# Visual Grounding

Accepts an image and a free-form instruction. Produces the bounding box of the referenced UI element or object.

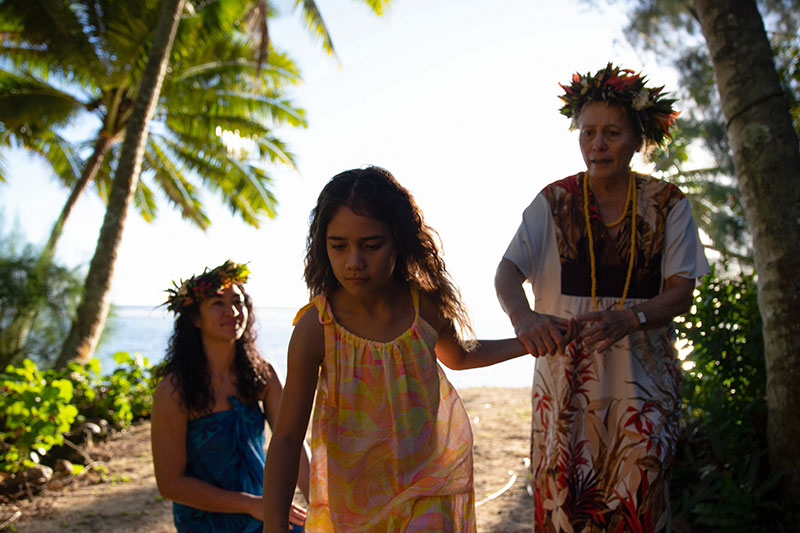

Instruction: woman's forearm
[633,275,695,329]
[158,475,261,517]
[494,258,533,322]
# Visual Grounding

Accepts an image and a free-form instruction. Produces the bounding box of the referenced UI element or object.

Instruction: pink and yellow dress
[296,288,476,532]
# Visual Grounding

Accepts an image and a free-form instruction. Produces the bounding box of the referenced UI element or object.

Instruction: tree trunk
[54,0,186,368]
[41,134,114,266]
[0,133,113,368]
[694,0,800,524]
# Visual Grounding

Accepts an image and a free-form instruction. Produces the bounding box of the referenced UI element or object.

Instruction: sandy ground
[1,387,533,532]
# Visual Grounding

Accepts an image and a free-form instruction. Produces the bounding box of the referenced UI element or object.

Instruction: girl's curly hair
[154,285,272,415]
[304,166,474,343]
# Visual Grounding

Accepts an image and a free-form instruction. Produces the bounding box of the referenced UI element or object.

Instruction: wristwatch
[634,308,647,328]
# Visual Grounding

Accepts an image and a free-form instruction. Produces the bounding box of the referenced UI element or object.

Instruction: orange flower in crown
[559,62,679,147]
[164,260,250,314]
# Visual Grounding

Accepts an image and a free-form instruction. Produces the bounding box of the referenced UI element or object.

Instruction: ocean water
[95,306,534,389]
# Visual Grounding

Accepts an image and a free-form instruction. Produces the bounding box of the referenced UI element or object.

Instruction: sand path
[2,387,533,532]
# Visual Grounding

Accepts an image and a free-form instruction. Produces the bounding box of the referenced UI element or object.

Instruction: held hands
[512,307,640,356]
[576,308,638,353]
[289,503,307,528]
[249,495,306,530]
[510,309,581,357]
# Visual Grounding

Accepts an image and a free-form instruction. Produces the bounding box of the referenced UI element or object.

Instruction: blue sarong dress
[172,396,265,532]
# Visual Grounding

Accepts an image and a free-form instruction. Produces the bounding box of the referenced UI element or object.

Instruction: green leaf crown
[164,260,250,314]
[558,62,679,147]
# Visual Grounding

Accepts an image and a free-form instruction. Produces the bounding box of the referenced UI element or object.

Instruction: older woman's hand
[577,308,638,353]
[510,309,580,357]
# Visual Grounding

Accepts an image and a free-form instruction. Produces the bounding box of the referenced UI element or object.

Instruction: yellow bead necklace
[582,171,637,311]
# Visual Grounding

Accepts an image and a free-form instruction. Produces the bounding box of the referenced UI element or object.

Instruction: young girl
[263,167,531,532]
[150,260,310,532]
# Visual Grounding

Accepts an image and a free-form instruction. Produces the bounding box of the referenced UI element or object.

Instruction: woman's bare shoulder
[153,374,181,410]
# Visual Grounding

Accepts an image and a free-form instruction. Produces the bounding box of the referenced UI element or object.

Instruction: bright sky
[2,0,678,339]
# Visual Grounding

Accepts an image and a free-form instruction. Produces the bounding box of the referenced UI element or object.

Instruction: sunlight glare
[215,126,256,158]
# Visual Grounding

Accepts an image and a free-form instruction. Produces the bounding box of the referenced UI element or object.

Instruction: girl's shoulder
[290,299,326,361]
[294,297,324,328]
[417,289,446,334]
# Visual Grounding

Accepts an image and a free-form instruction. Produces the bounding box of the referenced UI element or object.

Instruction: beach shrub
[60,353,154,428]
[0,353,155,473]
[671,268,783,532]
[0,359,79,473]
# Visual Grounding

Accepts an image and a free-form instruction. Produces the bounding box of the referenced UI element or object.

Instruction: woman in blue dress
[151,260,310,532]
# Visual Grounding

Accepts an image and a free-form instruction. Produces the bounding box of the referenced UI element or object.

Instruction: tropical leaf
[292,0,336,56]
[132,179,158,223]
[0,70,86,132]
[143,136,209,229]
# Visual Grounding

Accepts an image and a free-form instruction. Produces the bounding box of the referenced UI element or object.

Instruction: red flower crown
[559,63,679,147]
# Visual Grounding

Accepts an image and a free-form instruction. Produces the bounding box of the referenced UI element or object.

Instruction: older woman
[495,64,709,532]
[151,260,309,532]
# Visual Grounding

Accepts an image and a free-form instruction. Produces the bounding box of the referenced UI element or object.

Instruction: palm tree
[0,0,306,367]
[56,0,393,366]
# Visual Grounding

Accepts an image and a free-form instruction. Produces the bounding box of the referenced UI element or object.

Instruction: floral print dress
[503,172,709,532]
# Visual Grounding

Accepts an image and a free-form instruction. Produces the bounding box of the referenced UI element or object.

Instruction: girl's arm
[262,308,324,532]
[150,378,263,519]
[420,293,529,370]
[434,320,529,370]
[261,363,312,519]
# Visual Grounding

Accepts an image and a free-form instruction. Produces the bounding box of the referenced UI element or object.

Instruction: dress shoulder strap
[292,302,314,326]
[292,294,334,326]
[410,284,420,319]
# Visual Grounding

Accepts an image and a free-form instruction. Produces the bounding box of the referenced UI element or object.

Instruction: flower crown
[558,62,679,147]
[164,260,250,314]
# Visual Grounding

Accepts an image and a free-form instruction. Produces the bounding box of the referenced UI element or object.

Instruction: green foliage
[0,216,84,368]
[0,354,155,473]
[57,353,154,430]
[0,359,79,473]
[671,268,784,531]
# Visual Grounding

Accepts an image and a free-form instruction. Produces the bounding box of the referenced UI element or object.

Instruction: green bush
[0,353,155,473]
[0,359,79,473]
[59,352,154,429]
[671,267,783,532]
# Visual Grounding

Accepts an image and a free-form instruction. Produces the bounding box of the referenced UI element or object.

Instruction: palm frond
[167,123,298,169]
[293,0,336,57]
[160,136,278,226]
[254,135,297,166]
[0,69,86,131]
[91,143,119,203]
[171,53,301,88]
[0,0,104,82]
[132,178,158,223]
[144,136,210,229]
[24,132,82,189]
[358,0,392,16]
[216,90,306,126]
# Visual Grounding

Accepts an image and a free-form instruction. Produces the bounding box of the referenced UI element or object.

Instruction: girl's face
[325,206,398,296]
[578,101,641,182]
[193,284,248,343]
